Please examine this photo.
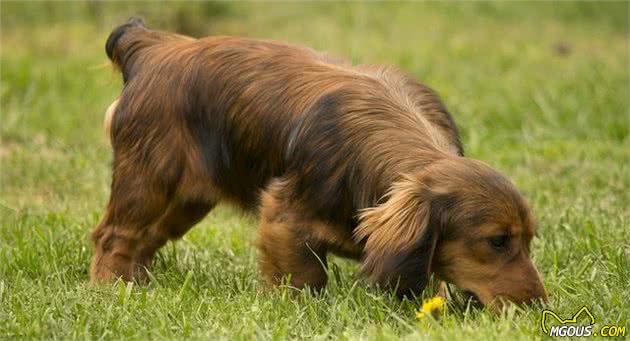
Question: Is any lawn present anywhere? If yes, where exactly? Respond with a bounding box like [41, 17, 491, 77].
[1, 2, 628, 340]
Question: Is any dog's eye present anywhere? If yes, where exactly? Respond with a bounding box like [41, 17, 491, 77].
[488, 235, 510, 251]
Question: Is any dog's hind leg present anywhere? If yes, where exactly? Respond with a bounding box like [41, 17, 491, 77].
[90, 164, 173, 283]
[90, 145, 219, 283]
[132, 198, 215, 279]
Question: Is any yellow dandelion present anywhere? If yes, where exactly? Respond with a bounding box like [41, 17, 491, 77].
[415, 296, 446, 319]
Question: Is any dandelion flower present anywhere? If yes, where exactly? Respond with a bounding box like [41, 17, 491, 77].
[415, 296, 446, 319]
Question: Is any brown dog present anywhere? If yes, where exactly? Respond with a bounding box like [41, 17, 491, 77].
[91, 18, 546, 308]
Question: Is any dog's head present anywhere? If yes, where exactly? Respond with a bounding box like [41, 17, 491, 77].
[356, 157, 546, 308]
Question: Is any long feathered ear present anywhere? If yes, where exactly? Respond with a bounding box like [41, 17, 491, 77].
[355, 173, 442, 298]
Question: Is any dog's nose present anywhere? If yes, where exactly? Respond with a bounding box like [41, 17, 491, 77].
[531, 269, 548, 303]
[519, 286, 547, 307]
[520, 259, 547, 305]
[516, 276, 547, 306]
[531, 282, 548, 304]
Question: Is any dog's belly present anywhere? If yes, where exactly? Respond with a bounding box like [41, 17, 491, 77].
[192, 99, 364, 233]
[199, 136, 285, 210]
[189, 105, 358, 230]
[189, 110, 293, 211]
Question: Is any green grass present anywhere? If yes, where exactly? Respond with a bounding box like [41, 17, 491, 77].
[1, 2, 629, 340]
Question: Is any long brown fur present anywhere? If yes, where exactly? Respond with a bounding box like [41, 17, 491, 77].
[90, 18, 546, 307]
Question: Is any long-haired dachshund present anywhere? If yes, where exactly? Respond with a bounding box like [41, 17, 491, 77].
[91, 18, 547, 308]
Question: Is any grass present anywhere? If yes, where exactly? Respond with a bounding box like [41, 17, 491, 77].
[1, 2, 629, 340]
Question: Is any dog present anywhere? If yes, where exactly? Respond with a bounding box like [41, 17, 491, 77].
[91, 18, 547, 308]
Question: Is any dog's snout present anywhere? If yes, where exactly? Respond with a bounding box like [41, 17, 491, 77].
[529, 276, 548, 304]
[517, 282, 547, 306]
[511, 262, 548, 306]
[524, 260, 547, 304]
[479, 258, 547, 308]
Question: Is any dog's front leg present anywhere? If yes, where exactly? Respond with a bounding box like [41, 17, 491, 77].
[256, 180, 329, 291]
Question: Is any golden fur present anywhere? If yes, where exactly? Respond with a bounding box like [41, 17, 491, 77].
[90, 18, 546, 308]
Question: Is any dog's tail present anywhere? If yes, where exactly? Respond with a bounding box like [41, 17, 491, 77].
[105, 17, 194, 79]
[103, 18, 150, 144]
[105, 17, 149, 75]
[104, 18, 193, 143]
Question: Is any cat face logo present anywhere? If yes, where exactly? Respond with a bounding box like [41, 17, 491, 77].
[541, 306, 595, 336]
[541, 306, 626, 338]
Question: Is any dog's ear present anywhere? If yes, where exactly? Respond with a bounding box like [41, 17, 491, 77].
[355, 173, 446, 298]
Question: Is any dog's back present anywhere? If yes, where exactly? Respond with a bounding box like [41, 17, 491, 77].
[104, 19, 462, 216]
